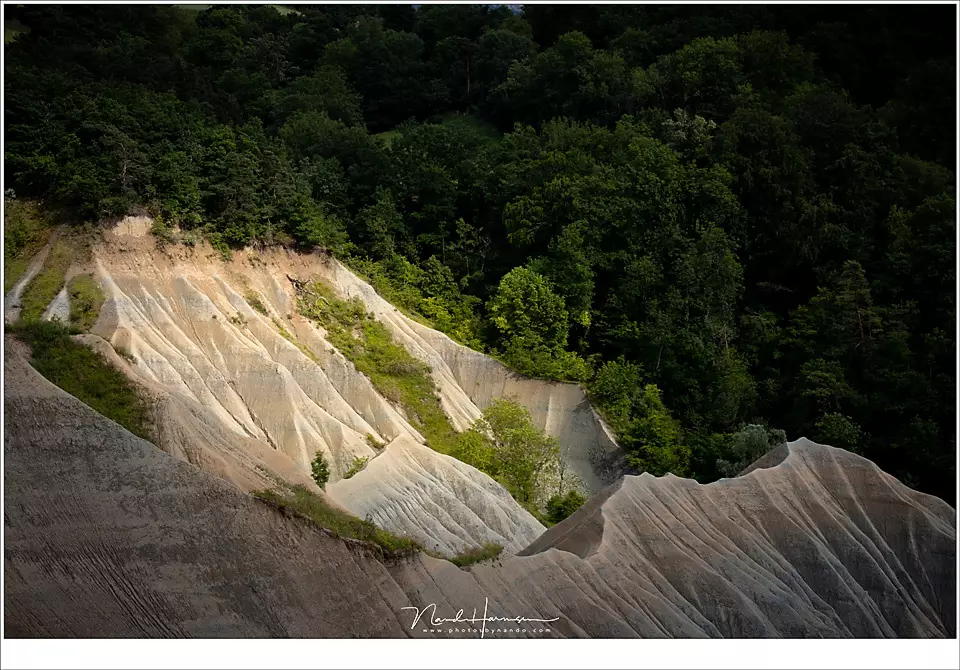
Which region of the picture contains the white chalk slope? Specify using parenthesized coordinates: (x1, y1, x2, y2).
(72, 217, 624, 552)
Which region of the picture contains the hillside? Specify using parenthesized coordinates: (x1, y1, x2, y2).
(4, 337, 954, 638)
(3, 4, 955, 502)
(3, 225, 957, 638)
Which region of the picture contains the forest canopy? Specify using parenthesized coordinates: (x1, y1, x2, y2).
(3, 4, 955, 501)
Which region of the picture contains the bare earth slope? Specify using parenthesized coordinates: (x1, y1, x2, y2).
(5, 344, 955, 638)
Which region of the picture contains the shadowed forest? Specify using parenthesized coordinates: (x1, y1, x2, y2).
(3, 4, 956, 500)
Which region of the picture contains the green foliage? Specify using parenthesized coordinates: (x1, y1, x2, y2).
(3, 197, 53, 293)
(18, 237, 75, 323)
(622, 385, 691, 477)
(591, 365, 691, 477)
(546, 490, 587, 525)
(447, 542, 504, 567)
(487, 267, 589, 382)
(66, 274, 105, 332)
(814, 413, 863, 454)
(297, 281, 459, 454)
(715, 423, 787, 477)
(10, 319, 151, 440)
(310, 451, 331, 488)
(344, 455, 369, 479)
(453, 398, 563, 508)
(3, 4, 955, 500)
(253, 486, 420, 559)
(346, 253, 483, 349)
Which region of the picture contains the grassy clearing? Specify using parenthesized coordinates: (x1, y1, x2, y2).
(4, 199, 53, 293)
(18, 237, 75, 322)
(296, 280, 459, 454)
(9, 320, 152, 440)
(253, 485, 421, 559)
(67, 274, 105, 331)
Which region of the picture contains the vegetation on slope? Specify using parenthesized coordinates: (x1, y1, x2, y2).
(297, 280, 460, 454)
(253, 485, 504, 566)
(67, 274, 106, 332)
(448, 542, 504, 567)
(3, 197, 53, 293)
(451, 398, 582, 515)
(9, 320, 151, 440)
(17, 238, 76, 323)
(253, 486, 421, 559)
(3, 4, 954, 499)
(296, 279, 583, 518)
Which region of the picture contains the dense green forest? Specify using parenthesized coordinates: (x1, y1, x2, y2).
(3, 4, 955, 501)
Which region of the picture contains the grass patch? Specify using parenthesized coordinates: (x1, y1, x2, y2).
(9, 320, 152, 440)
(18, 237, 75, 322)
(447, 542, 504, 567)
(245, 291, 268, 315)
(343, 455, 369, 479)
(253, 485, 421, 559)
(67, 274, 105, 331)
(253, 485, 507, 566)
(296, 280, 459, 454)
(4, 198, 53, 293)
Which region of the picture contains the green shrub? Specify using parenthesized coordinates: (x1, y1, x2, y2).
(4, 198, 53, 293)
(452, 398, 562, 509)
(310, 451, 330, 488)
(252, 486, 421, 559)
(344, 455, 369, 479)
(9, 320, 151, 440)
(205, 230, 233, 261)
(366, 433, 386, 450)
(150, 215, 176, 247)
(67, 274, 105, 331)
(546, 490, 587, 525)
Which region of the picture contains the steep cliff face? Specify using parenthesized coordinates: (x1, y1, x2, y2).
(5, 345, 955, 638)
